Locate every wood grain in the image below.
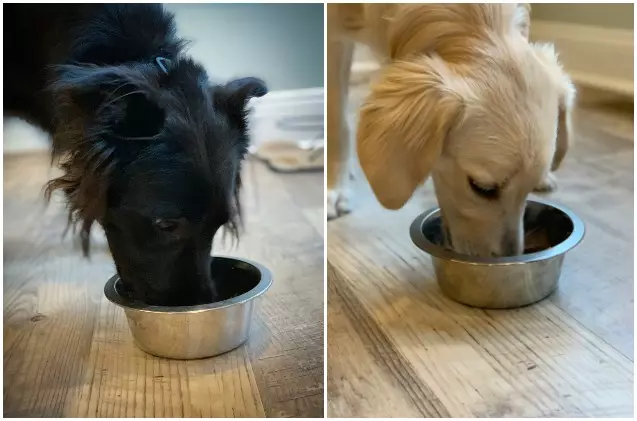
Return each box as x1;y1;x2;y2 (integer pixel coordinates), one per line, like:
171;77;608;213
3;154;324;418
327;90;634;417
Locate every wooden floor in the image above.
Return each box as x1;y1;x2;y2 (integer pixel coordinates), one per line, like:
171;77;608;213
3;154;324;417
327;89;634;417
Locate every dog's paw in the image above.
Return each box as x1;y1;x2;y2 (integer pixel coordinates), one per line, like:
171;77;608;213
534;173;557;193
327;188;352;220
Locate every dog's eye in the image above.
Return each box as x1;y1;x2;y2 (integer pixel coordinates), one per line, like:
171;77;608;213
468;177;499;199
153;218;180;232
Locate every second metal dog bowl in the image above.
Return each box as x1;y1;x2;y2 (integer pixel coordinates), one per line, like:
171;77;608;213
104;256;272;359
410;199;585;309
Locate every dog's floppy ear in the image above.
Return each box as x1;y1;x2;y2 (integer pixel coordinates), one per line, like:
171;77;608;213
46;64;166;255
51;64;165;139
357;58;464;209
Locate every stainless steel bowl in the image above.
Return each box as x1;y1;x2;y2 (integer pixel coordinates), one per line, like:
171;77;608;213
410;199;585;309
104;256;272;359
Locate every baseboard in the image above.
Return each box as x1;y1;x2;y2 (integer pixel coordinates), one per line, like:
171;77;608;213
530;20;634;97
248;87;324;146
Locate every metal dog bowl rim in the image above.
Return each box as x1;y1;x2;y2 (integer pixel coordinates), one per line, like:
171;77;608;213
410;198;585;265
104;255;272;314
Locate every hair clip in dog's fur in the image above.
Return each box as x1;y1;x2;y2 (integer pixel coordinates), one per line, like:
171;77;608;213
155;56;172;75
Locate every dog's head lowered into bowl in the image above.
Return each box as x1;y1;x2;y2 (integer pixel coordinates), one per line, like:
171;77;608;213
42;6;269;306
105;256;273;359
48;70;268;306
354;6;575;258
410;199;585;308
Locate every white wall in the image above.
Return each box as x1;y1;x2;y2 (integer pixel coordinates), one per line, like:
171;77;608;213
530;4;633;96
165;3;324;91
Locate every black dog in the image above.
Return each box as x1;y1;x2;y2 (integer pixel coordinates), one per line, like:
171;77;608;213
4;4;268;306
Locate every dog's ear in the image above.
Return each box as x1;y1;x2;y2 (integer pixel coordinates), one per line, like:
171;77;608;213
46;65;166;254
225;77;269;107
215;77;268;130
531;44;576;171
51;64;165;139
357;58;464;209
114;89;165;139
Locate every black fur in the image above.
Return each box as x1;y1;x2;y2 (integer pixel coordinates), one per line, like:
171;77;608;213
4;4;268;306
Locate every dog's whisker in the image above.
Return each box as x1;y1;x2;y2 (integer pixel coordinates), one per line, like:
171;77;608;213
103;80;136;103
97;89;146;115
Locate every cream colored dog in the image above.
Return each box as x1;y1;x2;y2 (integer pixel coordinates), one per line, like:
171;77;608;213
327;4;575;257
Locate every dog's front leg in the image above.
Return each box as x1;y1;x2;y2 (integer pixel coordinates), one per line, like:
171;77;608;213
326;33;354;220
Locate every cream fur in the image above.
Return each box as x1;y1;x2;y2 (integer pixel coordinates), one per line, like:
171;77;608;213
327;4;575;257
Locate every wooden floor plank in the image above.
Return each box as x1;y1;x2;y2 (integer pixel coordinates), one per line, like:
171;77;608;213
328;263;446;418
223;160;324;417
